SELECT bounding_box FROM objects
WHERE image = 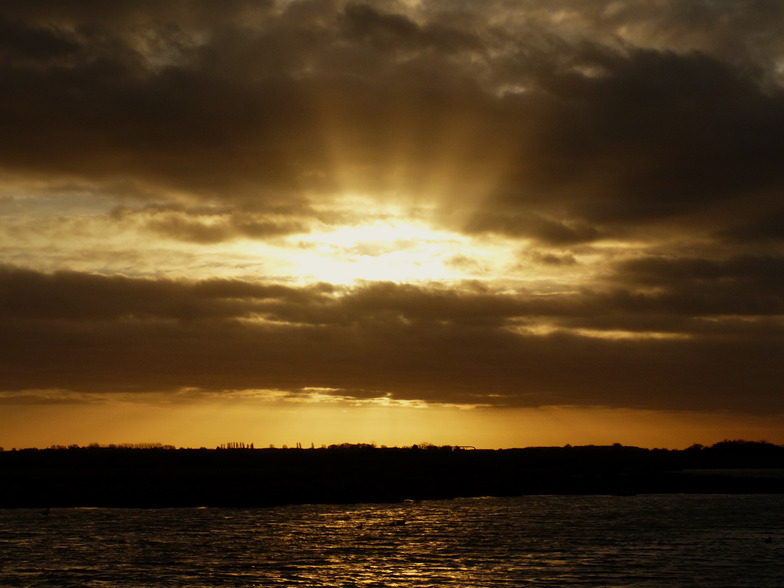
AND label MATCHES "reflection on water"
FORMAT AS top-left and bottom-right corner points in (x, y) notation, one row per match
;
(1, 495), (783, 586)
